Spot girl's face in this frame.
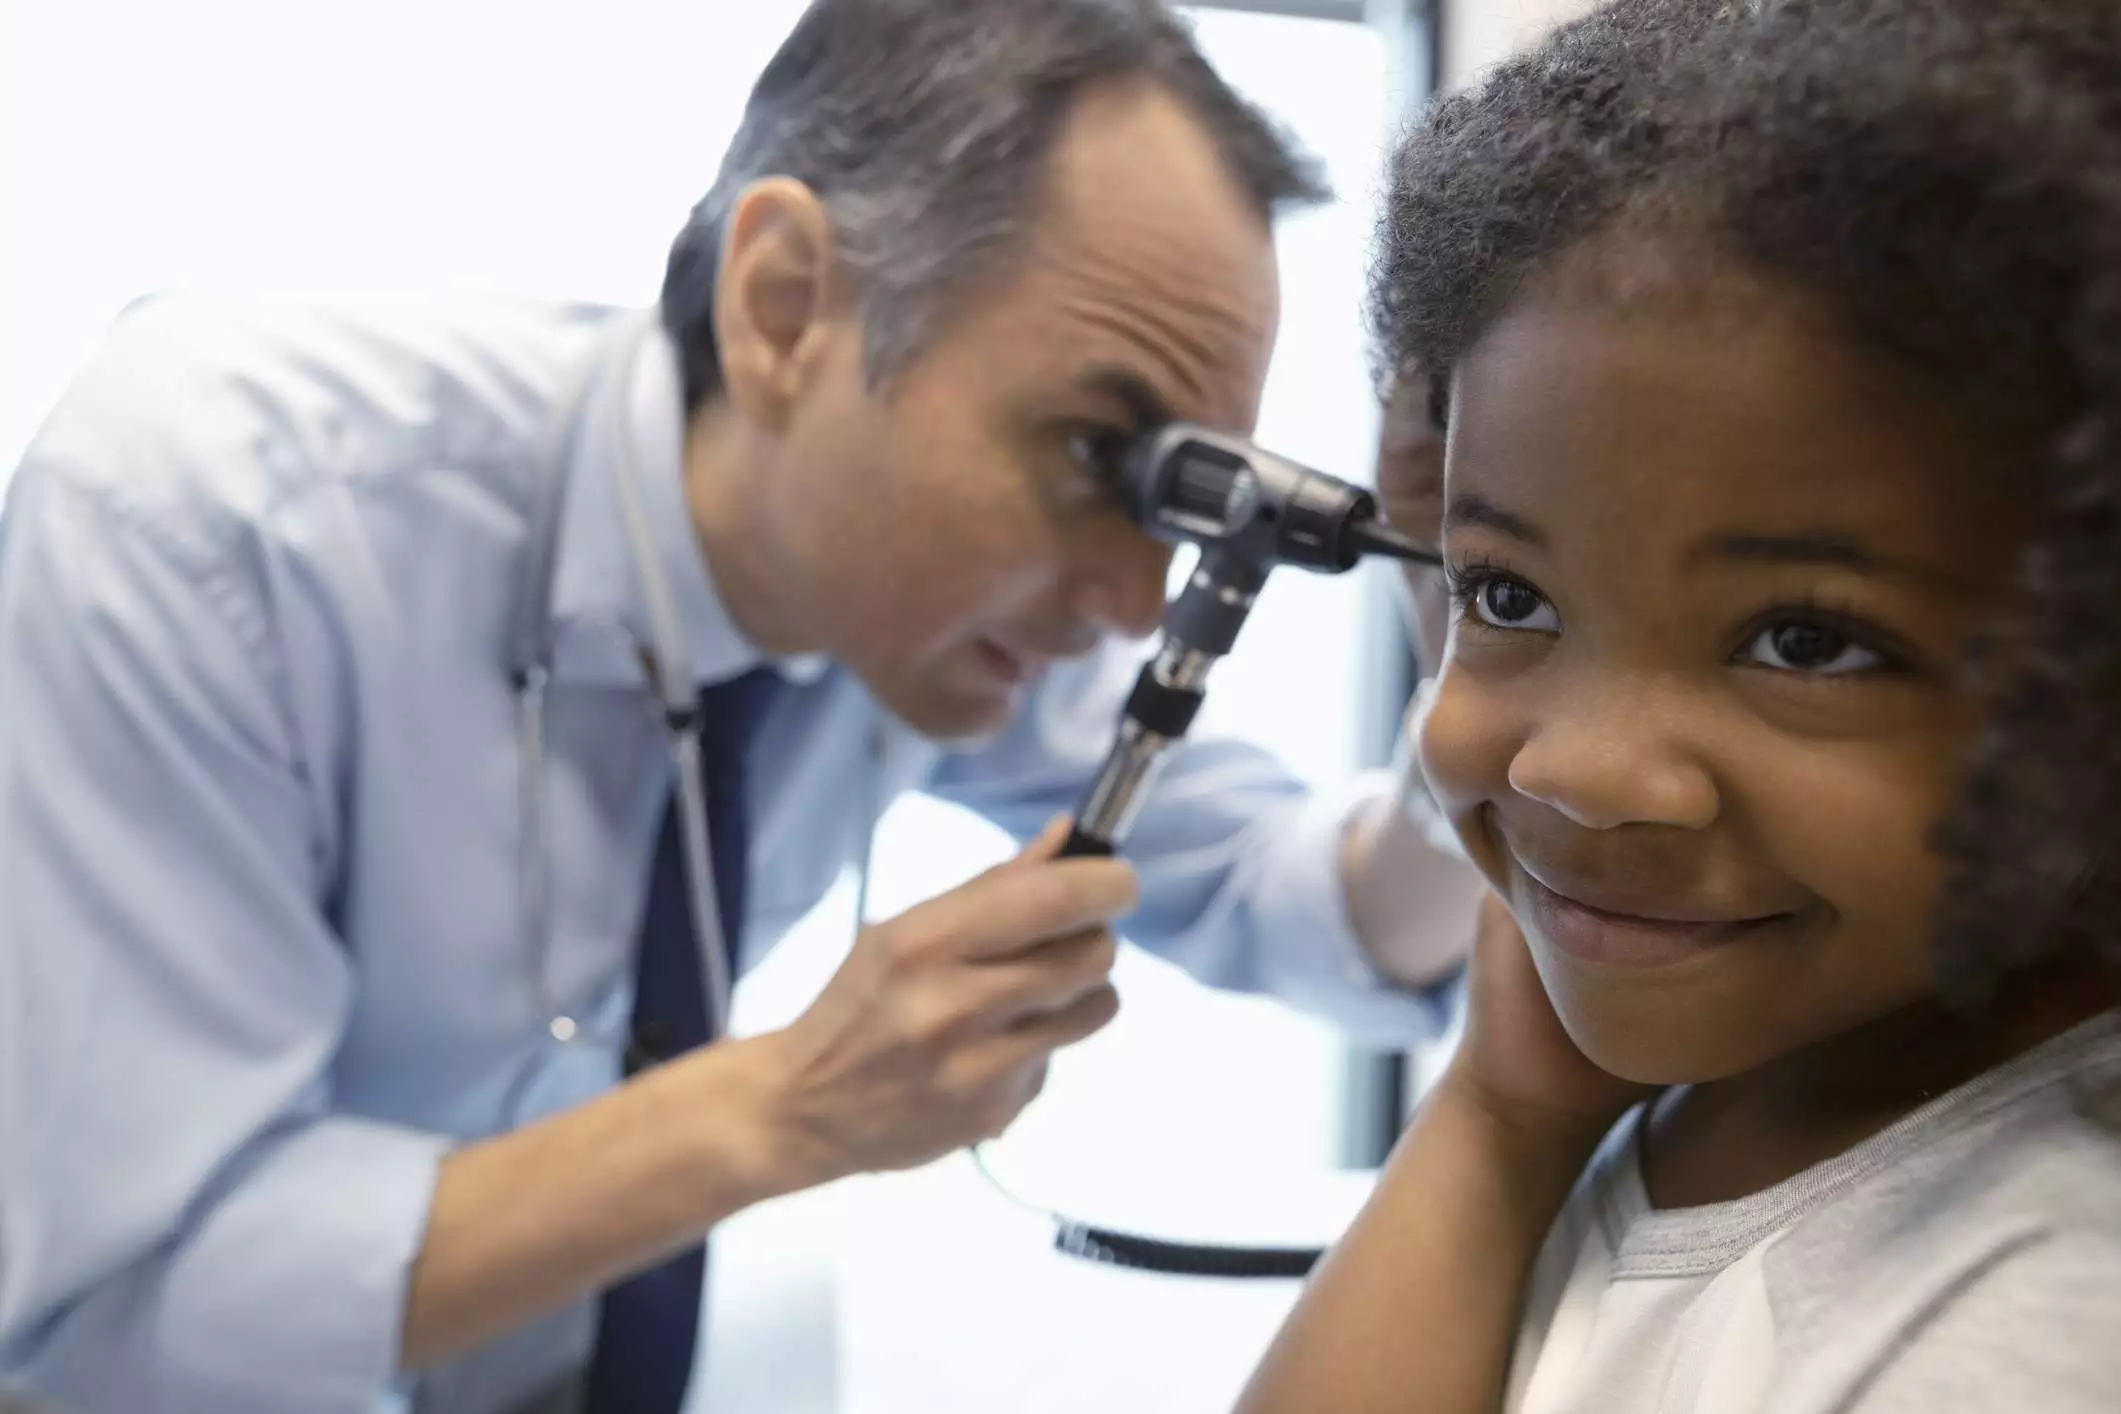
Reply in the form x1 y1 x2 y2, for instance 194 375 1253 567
1419 250 2032 1085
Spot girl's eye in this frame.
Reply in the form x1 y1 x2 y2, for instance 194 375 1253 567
1457 572 1559 633
1741 620 1883 676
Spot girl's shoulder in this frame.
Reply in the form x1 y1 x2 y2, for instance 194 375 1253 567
1763 1015 2121 1413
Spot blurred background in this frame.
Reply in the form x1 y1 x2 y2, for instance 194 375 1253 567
1 2 1597 1410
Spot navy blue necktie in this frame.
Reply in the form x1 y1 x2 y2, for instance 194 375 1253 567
586 667 779 1414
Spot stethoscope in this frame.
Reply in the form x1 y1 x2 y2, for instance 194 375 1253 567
501 312 880 1060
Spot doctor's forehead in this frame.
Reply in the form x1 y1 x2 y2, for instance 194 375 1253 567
983 82 1281 431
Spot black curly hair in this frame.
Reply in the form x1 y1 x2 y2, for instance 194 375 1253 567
1371 0 2121 1001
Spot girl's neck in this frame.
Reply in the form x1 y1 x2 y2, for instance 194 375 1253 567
1641 950 2119 1210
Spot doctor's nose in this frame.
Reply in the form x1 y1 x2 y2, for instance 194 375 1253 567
1068 531 1174 640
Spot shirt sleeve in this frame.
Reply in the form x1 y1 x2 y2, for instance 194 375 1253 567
1841 1227 2121 1414
0 467 447 1413
925 647 1451 1045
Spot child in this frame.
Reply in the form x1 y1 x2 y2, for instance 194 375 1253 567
1242 1 2121 1410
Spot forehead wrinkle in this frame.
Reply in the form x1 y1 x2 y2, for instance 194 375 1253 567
1041 212 1267 334
1083 251 1265 355
1063 297 1211 411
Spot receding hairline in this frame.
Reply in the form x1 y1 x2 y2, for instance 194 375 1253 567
852 74 1288 409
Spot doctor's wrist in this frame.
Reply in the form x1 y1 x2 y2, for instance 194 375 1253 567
658 1034 833 1214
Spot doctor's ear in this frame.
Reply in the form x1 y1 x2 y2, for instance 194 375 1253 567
712 177 855 430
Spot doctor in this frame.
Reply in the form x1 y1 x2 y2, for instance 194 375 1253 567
0 1 1484 1410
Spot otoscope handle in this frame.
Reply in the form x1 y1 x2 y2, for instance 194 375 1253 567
1060 826 1118 858
1059 552 1266 860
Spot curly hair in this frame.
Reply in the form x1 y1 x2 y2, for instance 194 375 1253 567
1371 0 2121 1000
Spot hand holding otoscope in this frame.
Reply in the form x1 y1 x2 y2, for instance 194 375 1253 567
1061 423 1441 859
982 422 1441 1278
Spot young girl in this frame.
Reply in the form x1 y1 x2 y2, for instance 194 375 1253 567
1243 1 2121 1410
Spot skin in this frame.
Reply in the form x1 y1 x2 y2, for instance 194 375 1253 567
1239 238 2117 1413
402 80 1472 1371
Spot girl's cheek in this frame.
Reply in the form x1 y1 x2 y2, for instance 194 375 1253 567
1417 672 1514 851
1396 568 1452 672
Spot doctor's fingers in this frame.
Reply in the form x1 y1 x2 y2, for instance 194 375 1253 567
893 857 1139 966
947 925 1121 1033
950 983 1122 1104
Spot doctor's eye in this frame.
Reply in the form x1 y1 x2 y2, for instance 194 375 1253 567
1067 429 1131 487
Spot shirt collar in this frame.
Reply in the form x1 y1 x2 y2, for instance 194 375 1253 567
547 313 829 690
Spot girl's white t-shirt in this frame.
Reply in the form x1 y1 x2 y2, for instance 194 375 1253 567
1504 1010 2121 1414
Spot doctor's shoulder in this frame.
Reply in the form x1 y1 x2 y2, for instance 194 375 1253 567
15 289 619 545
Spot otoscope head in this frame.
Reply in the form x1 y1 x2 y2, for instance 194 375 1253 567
1093 423 1439 572
1060 423 1439 866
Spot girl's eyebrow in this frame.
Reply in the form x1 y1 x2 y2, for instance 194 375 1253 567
1698 529 1889 574
1448 495 1983 595
1693 529 1980 592
1446 501 1982 596
1443 493 1547 548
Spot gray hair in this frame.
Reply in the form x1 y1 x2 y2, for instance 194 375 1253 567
660 0 1330 410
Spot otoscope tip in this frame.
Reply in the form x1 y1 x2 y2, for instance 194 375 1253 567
1347 520 1443 567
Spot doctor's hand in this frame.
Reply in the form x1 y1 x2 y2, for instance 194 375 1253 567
748 817 1130 1186
403 819 1122 1370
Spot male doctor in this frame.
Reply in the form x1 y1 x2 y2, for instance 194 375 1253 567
0 1 1484 1410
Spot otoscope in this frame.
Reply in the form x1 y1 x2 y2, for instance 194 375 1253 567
974 424 1441 1280
1061 422 1440 860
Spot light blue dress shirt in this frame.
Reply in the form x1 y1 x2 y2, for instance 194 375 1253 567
0 293 1436 1413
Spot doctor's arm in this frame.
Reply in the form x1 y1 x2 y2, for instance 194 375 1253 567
0 469 454 1409
403 811 1132 1370
0 469 806 1404
0 468 1130 1403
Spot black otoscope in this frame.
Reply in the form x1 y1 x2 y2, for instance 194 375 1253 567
1061 423 1440 860
982 423 1440 1280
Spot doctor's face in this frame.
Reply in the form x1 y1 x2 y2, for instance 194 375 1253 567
754 81 1281 741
